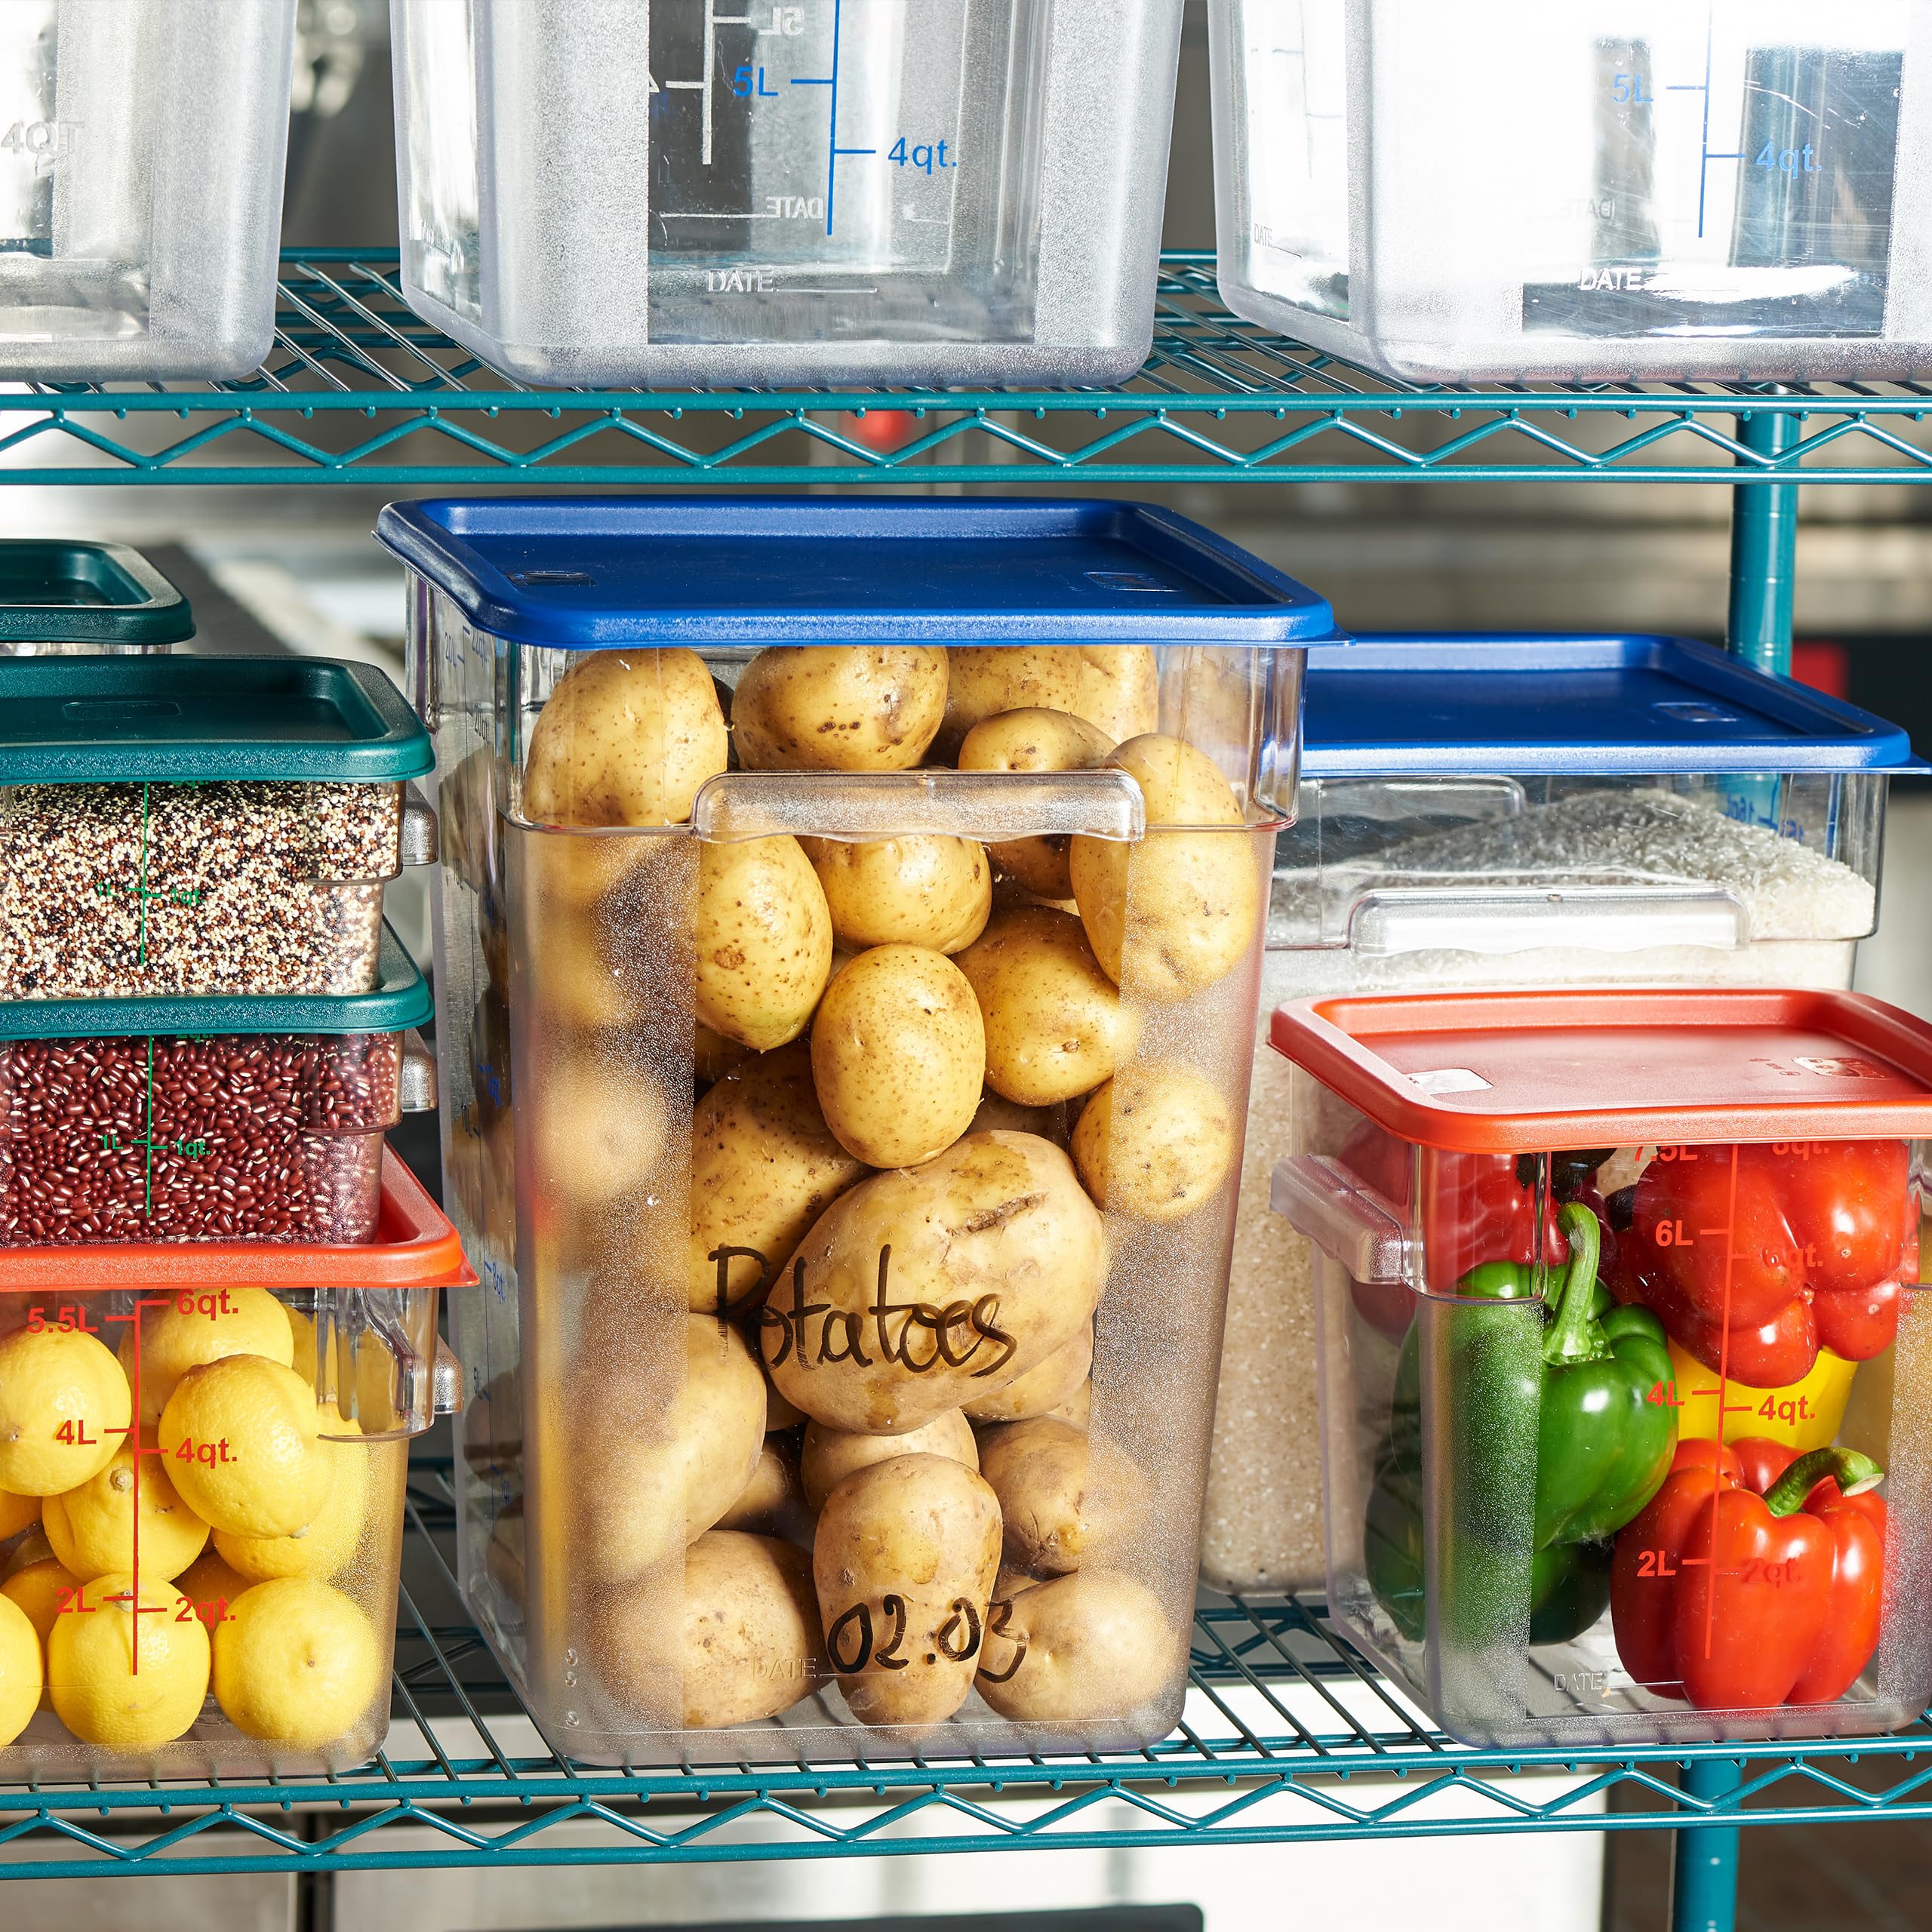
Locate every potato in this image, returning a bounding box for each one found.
[810,945,985,1168]
[715,1437,814,1543]
[681,1531,826,1727]
[937,648,1085,761]
[801,836,991,955]
[537,911,644,1032]
[813,1453,1001,1726]
[523,648,728,826]
[994,1563,1042,1604]
[761,1131,1107,1433]
[694,1022,752,1087]
[977,1417,1095,1575]
[976,1571,1180,1724]
[955,908,1126,1107]
[696,835,834,1051]
[1069,734,1260,1001]
[438,744,497,895]
[531,1055,671,1212]
[956,708,1114,899]
[964,1324,1091,1426]
[1072,1062,1237,1222]
[1073,646,1159,745]
[801,1409,978,1513]
[574,1315,766,1583]
[1051,1381,1091,1429]
[968,1092,1066,1141]
[732,647,948,772]
[521,826,663,914]
[763,1371,806,1432]
[688,1042,869,1316]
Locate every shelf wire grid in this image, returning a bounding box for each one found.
[7,251,1932,486]
[2,1463,1931,1877]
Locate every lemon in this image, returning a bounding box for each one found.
[2,1555,77,1712]
[174,1546,252,1631]
[0,1325,129,1496]
[158,1357,331,1539]
[42,1443,210,1583]
[289,1312,401,1434]
[47,1571,210,1751]
[216,1418,367,1583]
[0,1488,36,1542]
[0,1591,38,1746]
[213,1578,382,1746]
[120,1288,294,1429]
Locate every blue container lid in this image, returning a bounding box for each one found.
[0,655,432,784]
[375,497,1336,649]
[1301,634,1921,776]
[0,922,431,1040]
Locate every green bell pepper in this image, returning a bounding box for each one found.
[1363,1200,1676,1648]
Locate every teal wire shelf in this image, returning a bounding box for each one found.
[2,1462,1928,1878]
[10,249,1932,488]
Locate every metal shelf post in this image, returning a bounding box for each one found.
[1727,405,1801,676]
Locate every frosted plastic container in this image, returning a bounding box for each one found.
[1209,0,1932,382]
[0,0,297,380]
[1206,634,1921,1597]
[389,0,1184,387]
[0,1154,474,1779]
[0,655,436,999]
[1273,985,1932,1747]
[0,924,436,1245]
[381,494,1333,1764]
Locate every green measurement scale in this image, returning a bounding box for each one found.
[96,1032,209,1217]
[88,780,205,968]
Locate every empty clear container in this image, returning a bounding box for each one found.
[1208,634,1921,1598]
[1210,0,1932,382]
[0,1153,474,1778]
[382,494,1333,1764]
[390,0,1185,386]
[0,0,297,380]
[1272,984,1932,1746]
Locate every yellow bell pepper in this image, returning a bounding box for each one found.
[1665,1336,1858,1452]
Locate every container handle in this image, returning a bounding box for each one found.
[1271,1155,1411,1285]
[399,1029,438,1112]
[1301,774,1531,826]
[1345,883,1750,958]
[693,769,1146,844]
[432,1336,465,1418]
[400,783,439,866]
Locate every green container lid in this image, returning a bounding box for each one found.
[0,654,432,783]
[0,541,193,648]
[0,922,432,1039]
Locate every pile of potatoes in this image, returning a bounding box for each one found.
[451,642,1266,1737]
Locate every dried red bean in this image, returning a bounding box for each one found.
[0,1031,395,1243]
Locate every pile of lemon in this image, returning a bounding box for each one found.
[0,1290,383,1757]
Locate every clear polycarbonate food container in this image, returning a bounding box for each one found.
[1271,986,1932,1747]
[0,0,296,379]
[0,1153,474,1779]
[1207,632,1921,1597]
[0,541,191,657]
[1209,0,1932,382]
[381,494,1335,1764]
[0,655,436,999]
[389,0,1184,387]
[0,924,436,1246]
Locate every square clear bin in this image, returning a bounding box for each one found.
[0,1152,475,1780]
[380,494,1335,1765]
[1207,632,1921,1598]
[0,654,436,999]
[1209,0,1932,383]
[389,0,1184,387]
[0,0,297,380]
[0,541,190,657]
[0,924,437,1246]
[1271,985,1932,1747]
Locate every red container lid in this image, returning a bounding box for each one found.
[0,1150,475,1291]
[1270,988,1932,1152]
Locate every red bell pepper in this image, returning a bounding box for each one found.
[1620,1140,1914,1383]
[1610,1436,1886,1709]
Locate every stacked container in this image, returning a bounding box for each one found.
[0,655,475,1778]
[381,494,1332,1764]
[0,541,190,657]
[389,0,1185,387]
[1208,634,1921,1595]
[0,0,297,380]
[1209,0,1932,383]
[1271,986,1932,1746]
